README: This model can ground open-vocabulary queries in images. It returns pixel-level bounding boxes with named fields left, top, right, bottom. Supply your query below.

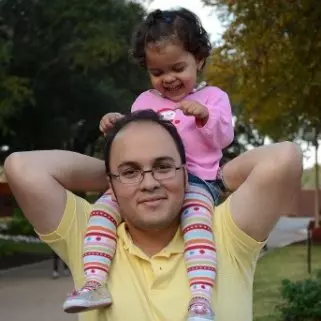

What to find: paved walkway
left=0, top=260, right=76, bottom=321
left=0, top=217, right=312, bottom=321
left=266, top=217, right=310, bottom=248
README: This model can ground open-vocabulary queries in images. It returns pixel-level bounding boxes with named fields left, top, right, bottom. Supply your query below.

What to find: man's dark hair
left=104, top=109, right=186, bottom=173
left=130, top=8, right=212, bottom=69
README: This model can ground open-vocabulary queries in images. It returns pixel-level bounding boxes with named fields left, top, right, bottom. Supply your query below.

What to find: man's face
left=108, top=121, right=187, bottom=231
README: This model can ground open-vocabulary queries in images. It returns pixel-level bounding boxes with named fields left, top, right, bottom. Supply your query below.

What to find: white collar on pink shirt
left=150, top=81, right=208, bottom=98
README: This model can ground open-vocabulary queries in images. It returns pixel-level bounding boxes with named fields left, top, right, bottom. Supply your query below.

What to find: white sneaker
left=52, top=271, right=59, bottom=279
left=63, top=282, right=112, bottom=313
left=187, top=297, right=215, bottom=321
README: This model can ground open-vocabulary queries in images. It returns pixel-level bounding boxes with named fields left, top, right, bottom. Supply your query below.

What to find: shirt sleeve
left=215, top=198, right=266, bottom=266
left=197, top=87, right=234, bottom=149
left=131, top=91, right=150, bottom=112
left=36, top=191, right=92, bottom=281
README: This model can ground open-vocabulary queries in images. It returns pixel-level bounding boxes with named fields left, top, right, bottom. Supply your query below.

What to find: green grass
left=0, top=239, right=51, bottom=256
left=253, top=244, right=321, bottom=321
left=302, top=165, right=321, bottom=189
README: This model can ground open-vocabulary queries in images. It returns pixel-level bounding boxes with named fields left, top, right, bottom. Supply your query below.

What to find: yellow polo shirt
left=39, top=191, right=264, bottom=321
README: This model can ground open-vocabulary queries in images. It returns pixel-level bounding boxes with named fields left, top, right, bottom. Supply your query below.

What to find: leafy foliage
left=222, top=102, right=265, bottom=163
left=6, top=207, right=35, bottom=236
left=203, top=0, right=321, bottom=141
left=0, top=0, right=148, bottom=153
left=277, top=270, right=321, bottom=320
left=302, top=165, right=321, bottom=189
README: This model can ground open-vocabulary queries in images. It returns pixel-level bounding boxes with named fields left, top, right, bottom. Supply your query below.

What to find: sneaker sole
left=63, top=298, right=112, bottom=314
left=188, top=317, right=215, bottom=321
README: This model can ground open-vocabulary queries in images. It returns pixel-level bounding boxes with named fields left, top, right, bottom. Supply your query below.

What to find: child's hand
left=99, top=112, right=124, bottom=134
left=175, top=100, right=209, bottom=122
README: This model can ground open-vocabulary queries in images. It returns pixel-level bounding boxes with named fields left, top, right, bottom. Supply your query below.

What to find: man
left=4, top=110, right=302, bottom=321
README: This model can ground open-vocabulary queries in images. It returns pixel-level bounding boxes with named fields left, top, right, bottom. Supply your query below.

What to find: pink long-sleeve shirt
left=131, top=86, right=234, bottom=180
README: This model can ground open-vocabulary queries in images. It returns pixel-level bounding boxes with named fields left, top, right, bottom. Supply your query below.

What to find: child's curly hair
left=130, top=8, right=212, bottom=69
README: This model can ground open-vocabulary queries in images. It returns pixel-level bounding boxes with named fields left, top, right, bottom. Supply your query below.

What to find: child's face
left=145, top=40, right=204, bottom=102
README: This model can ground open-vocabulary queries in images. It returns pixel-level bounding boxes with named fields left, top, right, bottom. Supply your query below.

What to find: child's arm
left=198, top=89, right=234, bottom=149
left=99, top=91, right=151, bottom=135
left=99, top=112, right=124, bottom=134
left=177, top=88, right=234, bottom=149
left=131, top=91, right=150, bottom=112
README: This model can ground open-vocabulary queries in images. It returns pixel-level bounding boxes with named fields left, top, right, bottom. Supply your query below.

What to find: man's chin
left=135, top=216, right=179, bottom=231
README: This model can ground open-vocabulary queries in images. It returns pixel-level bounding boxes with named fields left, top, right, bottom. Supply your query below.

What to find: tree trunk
left=314, top=129, right=320, bottom=227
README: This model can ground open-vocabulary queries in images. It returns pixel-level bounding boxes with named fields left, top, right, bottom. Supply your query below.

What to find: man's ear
left=184, top=167, right=189, bottom=191
left=106, top=176, right=117, bottom=201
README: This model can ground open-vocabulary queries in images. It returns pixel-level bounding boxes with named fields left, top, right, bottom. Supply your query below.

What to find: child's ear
left=197, top=58, right=205, bottom=72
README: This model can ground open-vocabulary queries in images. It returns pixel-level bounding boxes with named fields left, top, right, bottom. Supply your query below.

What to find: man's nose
left=140, top=171, right=161, bottom=191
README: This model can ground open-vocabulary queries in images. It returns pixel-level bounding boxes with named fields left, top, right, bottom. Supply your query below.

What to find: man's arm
left=224, top=142, right=302, bottom=241
left=4, top=150, right=108, bottom=235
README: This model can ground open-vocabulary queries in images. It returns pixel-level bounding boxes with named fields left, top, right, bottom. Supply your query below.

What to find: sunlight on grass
left=253, top=244, right=321, bottom=321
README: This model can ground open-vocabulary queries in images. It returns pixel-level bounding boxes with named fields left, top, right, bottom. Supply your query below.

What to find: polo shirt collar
left=118, top=223, right=183, bottom=259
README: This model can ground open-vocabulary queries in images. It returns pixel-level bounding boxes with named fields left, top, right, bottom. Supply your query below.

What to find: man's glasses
left=109, top=164, right=184, bottom=184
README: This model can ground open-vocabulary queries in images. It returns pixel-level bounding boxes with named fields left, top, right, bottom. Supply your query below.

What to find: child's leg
left=63, top=190, right=121, bottom=313
left=82, top=190, right=122, bottom=286
left=181, top=183, right=216, bottom=314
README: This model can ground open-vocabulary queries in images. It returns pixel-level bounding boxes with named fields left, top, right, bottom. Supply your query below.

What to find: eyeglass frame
left=107, top=164, right=185, bottom=185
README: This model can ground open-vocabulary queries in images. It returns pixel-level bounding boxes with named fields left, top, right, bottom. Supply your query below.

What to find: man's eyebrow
left=154, top=156, right=176, bottom=163
left=117, top=157, right=176, bottom=169
left=117, top=161, right=139, bottom=169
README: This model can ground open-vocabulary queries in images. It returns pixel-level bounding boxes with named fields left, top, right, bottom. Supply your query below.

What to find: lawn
left=253, top=244, right=321, bottom=321
left=0, top=239, right=52, bottom=270
left=0, top=239, right=51, bottom=256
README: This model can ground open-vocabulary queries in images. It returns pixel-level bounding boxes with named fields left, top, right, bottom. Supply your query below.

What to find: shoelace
left=189, top=302, right=209, bottom=314
left=188, top=297, right=212, bottom=315
left=70, top=282, right=100, bottom=296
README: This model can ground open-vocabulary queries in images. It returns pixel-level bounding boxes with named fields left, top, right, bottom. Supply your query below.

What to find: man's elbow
left=4, top=152, right=27, bottom=184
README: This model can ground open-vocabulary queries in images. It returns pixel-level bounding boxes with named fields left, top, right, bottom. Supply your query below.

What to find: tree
left=204, top=0, right=321, bottom=221
left=221, top=103, right=265, bottom=164
left=0, top=0, right=148, bottom=153
left=0, top=16, right=32, bottom=133
left=203, top=0, right=321, bottom=141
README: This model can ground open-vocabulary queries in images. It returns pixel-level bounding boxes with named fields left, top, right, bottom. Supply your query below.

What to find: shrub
left=277, top=270, right=321, bottom=321
left=0, top=240, right=14, bottom=257
left=6, top=208, right=36, bottom=236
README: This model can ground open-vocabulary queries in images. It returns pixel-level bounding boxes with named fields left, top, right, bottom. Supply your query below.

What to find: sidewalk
left=266, top=217, right=310, bottom=249
left=0, top=260, right=76, bottom=321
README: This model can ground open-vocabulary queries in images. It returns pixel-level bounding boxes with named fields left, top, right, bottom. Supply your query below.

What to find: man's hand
left=175, top=100, right=209, bottom=123
left=99, top=112, right=124, bottom=134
